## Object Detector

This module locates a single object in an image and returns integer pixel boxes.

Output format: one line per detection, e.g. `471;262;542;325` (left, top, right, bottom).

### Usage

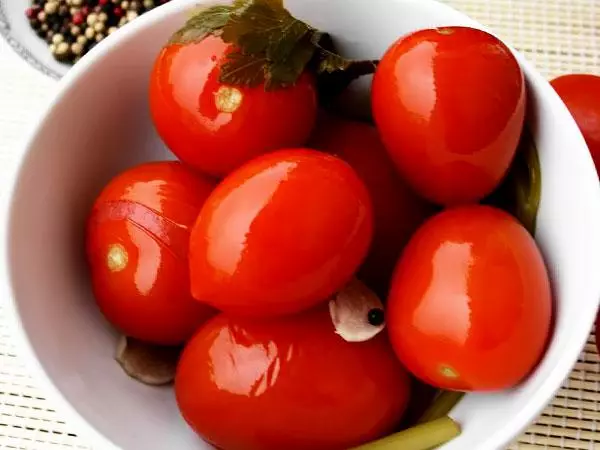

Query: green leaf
168;4;234;45
219;51;267;87
222;0;310;57
312;36;378;107
264;33;316;90
218;0;320;89
484;128;542;235
317;47;353;73
173;0;378;93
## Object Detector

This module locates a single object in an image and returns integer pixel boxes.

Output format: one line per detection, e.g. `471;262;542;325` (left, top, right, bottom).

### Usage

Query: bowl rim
2;0;600;449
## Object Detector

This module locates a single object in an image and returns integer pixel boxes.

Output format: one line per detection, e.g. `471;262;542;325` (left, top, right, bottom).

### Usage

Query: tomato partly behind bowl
4;1;600;450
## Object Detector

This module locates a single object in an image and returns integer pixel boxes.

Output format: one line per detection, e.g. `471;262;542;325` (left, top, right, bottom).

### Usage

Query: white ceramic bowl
2;0;600;449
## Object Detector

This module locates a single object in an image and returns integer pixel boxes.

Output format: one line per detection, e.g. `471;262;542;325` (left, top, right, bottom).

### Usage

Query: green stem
417;390;465;424
350;417;461;450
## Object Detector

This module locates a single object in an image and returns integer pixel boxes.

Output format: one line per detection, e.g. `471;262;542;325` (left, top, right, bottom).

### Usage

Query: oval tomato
551;74;600;175
189;148;373;318
149;35;318;178
387;205;552;391
175;306;410;450
310;113;433;294
372;26;526;206
86;161;216;345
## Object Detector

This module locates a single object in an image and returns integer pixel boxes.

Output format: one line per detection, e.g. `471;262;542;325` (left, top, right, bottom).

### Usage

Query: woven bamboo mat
0;0;598;449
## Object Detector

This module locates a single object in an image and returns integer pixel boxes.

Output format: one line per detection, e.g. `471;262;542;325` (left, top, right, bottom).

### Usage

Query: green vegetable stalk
350;416;461;450
417;390;465;424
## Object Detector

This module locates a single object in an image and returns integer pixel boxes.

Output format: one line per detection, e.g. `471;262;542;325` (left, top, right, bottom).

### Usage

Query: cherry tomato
372;26;526;206
189;148;373;318
86;161;216;345
149;35;318;178
551;74;600;175
175;306;410;450
310;113;433;294
387;205;552;391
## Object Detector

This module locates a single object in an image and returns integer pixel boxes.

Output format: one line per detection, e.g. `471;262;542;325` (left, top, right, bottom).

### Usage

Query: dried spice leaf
485;128;542;235
169;4;234;45
115;336;182;386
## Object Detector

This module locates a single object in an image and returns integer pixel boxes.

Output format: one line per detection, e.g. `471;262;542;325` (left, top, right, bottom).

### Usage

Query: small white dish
2;0;600;449
0;0;69;79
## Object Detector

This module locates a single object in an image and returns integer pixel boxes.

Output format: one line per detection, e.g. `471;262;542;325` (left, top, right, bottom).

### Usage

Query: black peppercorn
29;18;41;30
367;308;385;327
25;0;172;65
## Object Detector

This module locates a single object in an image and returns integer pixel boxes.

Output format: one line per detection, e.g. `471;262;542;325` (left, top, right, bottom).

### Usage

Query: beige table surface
0;0;599;448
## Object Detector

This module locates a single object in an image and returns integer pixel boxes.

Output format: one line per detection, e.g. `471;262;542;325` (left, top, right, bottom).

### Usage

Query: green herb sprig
485;128;542;235
169;0;378;92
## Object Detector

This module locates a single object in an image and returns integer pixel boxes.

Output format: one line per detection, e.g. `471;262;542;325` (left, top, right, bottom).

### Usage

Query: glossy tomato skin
175;307;411;450
551;74;600;175
310;113;434;294
189;148;373;318
86;162;216;345
149;35;318;178
387;205;552;391
372;27;526;206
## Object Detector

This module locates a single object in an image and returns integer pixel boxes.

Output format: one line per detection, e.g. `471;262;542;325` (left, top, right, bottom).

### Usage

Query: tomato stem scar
107;243;128;272
215;86;243;113
439;365;459;379
436;27;455;35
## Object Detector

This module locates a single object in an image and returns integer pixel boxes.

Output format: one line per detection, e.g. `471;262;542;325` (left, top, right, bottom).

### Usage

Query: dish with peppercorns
0;0;169;78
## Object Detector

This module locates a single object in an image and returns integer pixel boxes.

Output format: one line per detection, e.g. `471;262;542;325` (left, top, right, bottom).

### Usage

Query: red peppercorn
81;6;90;16
72;12;84;25
25;7;36;19
99;0;109;4
113;6;124;17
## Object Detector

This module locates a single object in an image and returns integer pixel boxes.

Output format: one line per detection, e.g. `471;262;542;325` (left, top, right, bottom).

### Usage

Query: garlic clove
115;336;182;386
329;278;386;343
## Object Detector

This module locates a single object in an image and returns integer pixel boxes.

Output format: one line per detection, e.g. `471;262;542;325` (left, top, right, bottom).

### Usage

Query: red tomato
175;307;411;450
149;35;318;178
387;205;552;391
86;162;216;345
551;74;600;175
372;27;526;206
189;148;373;318
310;113;434;294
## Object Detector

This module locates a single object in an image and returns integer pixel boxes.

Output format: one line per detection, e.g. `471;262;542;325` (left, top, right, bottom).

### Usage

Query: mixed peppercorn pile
25;0;171;65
